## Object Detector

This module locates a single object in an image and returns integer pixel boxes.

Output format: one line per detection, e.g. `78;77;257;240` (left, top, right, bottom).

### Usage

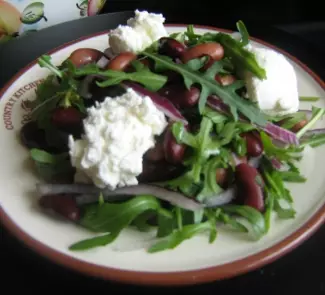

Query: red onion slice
36;183;203;211
124;82;188;125
204;187;235;207
96;56;110;69
207;96;299;145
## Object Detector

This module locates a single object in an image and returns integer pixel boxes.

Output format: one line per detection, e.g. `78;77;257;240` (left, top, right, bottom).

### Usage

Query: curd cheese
244;44;299;116
68;88;168;189
108;10;168;54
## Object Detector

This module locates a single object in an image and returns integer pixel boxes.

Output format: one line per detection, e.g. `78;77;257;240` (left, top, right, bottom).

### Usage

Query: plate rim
0;24;324;286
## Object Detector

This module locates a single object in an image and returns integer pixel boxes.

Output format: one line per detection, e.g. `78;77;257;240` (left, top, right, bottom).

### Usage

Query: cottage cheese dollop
244;44;299;116
68;88;168;189
108;10;168;54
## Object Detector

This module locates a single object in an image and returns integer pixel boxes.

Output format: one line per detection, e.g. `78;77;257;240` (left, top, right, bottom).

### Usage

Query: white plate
0;25;324;286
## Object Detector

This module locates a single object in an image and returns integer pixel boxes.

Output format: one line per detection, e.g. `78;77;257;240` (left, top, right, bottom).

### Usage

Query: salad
20;11;325;253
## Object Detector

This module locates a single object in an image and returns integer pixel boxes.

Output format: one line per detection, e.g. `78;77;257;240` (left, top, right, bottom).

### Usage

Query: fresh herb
216;209;248;232
69;195;172;251
148;221;216;253
299;96;320;102
279;112;307;130
236;20;249;46
38;55;63;78
300;133;325;148
143;51;268;125
296;107;325;138
278;171;307;183
74;61;167;92
221;205;266;240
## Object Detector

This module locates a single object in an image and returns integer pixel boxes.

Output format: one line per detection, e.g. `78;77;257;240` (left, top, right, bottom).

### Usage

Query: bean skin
163;125;186;164
216;168;228;187
145;142;165;162
215;74;236;86
158;37;186;58
68;48;104;67
181;42;224;64
39;194;80;221
106;52;137;71
241;132;264;157
291;120;308;132
235;163;265;211
159;85;200;109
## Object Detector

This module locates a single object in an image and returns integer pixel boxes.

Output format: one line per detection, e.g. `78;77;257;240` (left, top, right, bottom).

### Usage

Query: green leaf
132;211;156;232
219;122;237;145
221;205;266;240
274;199;296;219
157;213;175;238
300;133;325;148
30;148;68;165
236;20;249;46
264;188;274;233
299;96;319;102
38;55;63;78
79;195;167;233
203;107;227;124
169;32;186;43
278;171;307;183
143;51;268;126
279;111;307;130
148;221;214;253
69;233;118;251
217;210;248;232
296;107;325;138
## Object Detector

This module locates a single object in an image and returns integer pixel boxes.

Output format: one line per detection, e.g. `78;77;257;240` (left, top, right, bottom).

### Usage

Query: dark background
1;1;325;294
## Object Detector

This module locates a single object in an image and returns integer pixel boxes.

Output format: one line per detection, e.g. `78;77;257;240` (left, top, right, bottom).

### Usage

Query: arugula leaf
279;112;307;130
278;171;306;183
264;188;274;233
143;51;268;126
69;233;118;251
157;213;175;238
148;221;216;253
216;209;248;232
74;63;168;92
132;211;156;232
296;107;325;138
169;32;186;43
299;96;319;102
30;148;68;164
221;205;266;240
38;55;63;78
69;196;172;251
274;199;296;219
196;157;223;202
300;133;325;148
236;20;249;46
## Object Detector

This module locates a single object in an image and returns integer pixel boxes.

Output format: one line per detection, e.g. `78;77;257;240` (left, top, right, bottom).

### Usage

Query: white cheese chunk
68;88;168;189
244;44;299;116
108;10;168;54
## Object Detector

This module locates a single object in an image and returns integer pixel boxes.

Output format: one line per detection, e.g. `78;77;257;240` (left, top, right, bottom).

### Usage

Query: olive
39;194;80;221
106;52;137;71
235;163;265;211
68;48;104;67
241;132;264;157
158;37;186;58
181;42;224;64
163;125;186;164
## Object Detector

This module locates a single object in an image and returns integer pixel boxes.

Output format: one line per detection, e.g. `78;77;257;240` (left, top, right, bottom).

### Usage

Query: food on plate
19;10;325;253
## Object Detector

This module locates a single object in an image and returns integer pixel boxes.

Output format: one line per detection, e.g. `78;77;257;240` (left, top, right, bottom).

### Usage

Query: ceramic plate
0;25;324;286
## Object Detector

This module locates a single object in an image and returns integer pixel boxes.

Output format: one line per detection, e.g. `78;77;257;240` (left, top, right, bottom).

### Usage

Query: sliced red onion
270;157;283;170
248;155;262;168
204;187;235;207
36;183;203;211
76;194;130;205
96;56;110;69
264;123;299;146
301;128;325;138
104;48;116;59
207;96;299;145
124;82;188;125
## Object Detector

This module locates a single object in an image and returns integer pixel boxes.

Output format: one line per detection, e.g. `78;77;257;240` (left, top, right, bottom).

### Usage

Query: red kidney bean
158;37;186;58
39;194;80;221
291;120;308;132
163;125;186;164
235;163;265;211
68;48;104;67
51;107;83;129
106;52;137;71
20;121;48;150
216;168;228;187
241;132;264;157
145;142;165;162
215;74;236;86
159;85;200;109
181;42;224;64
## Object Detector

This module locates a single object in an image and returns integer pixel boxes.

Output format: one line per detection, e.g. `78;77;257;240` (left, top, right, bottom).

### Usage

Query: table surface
1;12;324;295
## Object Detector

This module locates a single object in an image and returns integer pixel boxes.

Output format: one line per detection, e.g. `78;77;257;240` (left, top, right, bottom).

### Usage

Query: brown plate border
0;24;324;286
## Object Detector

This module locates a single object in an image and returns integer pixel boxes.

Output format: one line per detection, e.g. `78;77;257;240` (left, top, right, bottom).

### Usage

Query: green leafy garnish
143;51;268;125
299;96;320;102
236;20;249;46
296;107;325;138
